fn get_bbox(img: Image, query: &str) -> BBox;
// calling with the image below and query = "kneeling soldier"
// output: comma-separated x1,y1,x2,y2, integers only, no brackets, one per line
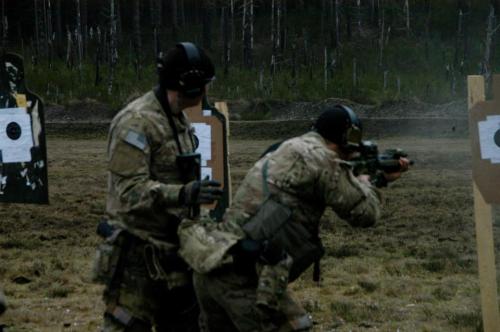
182,105,409,331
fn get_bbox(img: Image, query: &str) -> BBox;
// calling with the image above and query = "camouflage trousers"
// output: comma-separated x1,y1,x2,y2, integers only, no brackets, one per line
102,238,200,332
193,268,312,332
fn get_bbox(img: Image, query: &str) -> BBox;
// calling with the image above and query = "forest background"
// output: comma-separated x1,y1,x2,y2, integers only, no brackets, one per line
0,0,498,112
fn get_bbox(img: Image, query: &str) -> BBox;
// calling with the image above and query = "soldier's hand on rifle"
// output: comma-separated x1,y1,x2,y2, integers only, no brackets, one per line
383,157,410,183
180,179,223,205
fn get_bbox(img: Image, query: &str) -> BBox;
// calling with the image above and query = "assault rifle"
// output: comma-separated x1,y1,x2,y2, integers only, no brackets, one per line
349,141,413,187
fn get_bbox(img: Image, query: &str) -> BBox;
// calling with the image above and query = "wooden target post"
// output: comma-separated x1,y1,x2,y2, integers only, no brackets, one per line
468,75,500,331
185,98,231,221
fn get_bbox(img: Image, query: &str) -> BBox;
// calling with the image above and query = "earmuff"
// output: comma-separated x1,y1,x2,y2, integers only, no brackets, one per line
157,42,213,98
339,105,362,149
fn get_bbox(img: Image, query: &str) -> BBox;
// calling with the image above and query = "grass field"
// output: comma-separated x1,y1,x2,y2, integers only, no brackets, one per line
0,133,495,331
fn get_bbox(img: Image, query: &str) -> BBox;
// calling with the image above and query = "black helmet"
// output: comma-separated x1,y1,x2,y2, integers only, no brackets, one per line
157,42,215,98
313,105,362,150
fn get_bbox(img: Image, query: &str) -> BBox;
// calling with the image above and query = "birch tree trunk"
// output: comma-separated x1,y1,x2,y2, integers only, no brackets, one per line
250,0,254,51
329,0,335,47
378,6,385,67
95,26,101,86
271,0,275,52
230,0,235,43
34,0,40,61
108,0,118,93
303,28,309,66
54,0,62,57
133,0,142,79
65,27,73,68
1,0,6,49
42,0,48,58
353,58,357,89
424,0,431,61
321,0,326,41
202,2,212,50
335,0,341,49
324,47,328,91
454,9,463,66
81,0,87,57
404,0,410,37
179,0,185,28
346,3,352,41
291,42,297,81
157,0,163,28
116,0,122,42
242,0,252,68
75,0,83,76
46,0,53,67
276,0,281,50
481,5,496,86
172,0,179,41
222,5,230,76
356,0,362,35
150,0,160,56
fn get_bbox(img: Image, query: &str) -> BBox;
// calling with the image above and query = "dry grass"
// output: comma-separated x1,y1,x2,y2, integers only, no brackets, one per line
0,135,495,331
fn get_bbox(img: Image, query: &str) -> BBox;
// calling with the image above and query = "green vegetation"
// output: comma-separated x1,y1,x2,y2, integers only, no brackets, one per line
15,35,473,111
4,1,498,111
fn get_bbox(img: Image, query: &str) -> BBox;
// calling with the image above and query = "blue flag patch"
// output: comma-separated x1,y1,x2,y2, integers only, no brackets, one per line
124,130,147,151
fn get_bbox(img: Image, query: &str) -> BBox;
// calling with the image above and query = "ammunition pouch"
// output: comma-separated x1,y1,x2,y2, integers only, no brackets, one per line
242,198,325,282
92,228,126,285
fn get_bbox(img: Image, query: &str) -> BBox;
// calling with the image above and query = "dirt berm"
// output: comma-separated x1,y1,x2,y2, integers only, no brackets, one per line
44,98,468,139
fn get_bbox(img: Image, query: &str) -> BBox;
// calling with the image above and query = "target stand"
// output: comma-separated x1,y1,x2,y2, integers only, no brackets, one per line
468,75,500,331
0,53,48,204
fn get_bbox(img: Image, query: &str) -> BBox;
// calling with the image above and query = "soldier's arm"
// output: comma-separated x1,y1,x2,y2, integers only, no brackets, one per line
320,161,382,228
108,120,183,214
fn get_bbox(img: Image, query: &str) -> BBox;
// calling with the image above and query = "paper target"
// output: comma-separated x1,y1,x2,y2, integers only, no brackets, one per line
0,53,48,204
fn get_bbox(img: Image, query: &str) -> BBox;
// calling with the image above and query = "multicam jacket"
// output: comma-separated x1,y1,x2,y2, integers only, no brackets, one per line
178,130,383,316
221,130,382,238
106,90,196,246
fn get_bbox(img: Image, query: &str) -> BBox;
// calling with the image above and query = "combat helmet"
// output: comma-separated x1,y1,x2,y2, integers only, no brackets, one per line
157,42,215,98
313,104,362,151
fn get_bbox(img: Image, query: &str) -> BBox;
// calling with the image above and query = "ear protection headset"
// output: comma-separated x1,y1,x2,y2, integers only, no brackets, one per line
157,42,214,98
312,104,363,150
339,105,362,149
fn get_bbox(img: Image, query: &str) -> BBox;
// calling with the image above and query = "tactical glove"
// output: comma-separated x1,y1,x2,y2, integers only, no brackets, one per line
180,179,223,205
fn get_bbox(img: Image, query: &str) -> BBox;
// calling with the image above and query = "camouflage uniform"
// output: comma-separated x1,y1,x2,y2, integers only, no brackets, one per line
100,90,199,331
192,131,382,332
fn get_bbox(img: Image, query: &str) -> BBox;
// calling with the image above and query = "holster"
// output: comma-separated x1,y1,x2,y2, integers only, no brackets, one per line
91,227,127,285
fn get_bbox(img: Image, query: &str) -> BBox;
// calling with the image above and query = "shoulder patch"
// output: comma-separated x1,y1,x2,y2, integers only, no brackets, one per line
124,130,147,151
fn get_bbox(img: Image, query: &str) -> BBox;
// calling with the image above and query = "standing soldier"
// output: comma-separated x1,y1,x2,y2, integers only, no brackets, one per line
183,105,409,331
93,42,223,332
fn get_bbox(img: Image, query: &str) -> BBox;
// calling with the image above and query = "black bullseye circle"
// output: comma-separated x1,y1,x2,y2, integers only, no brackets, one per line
494,129,500,148
6,122,21,140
